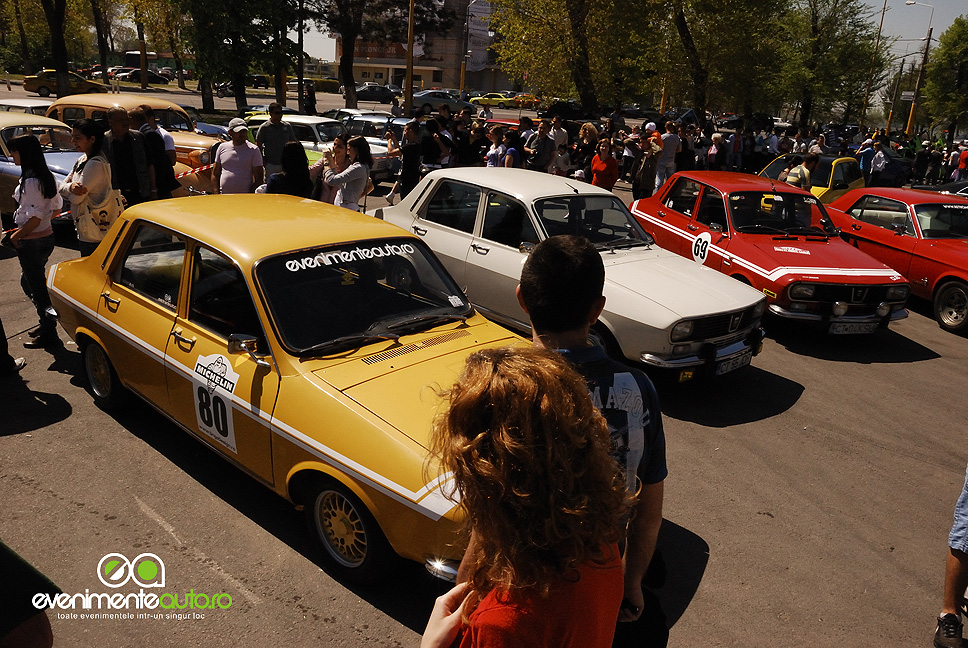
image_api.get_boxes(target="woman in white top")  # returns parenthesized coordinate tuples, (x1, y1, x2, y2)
(8, 134, 64, 348)
(322, 135, 372, 211)
(59, 118, 112, 257)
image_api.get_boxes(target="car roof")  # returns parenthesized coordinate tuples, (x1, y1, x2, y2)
(672, 170, 816, 195)
(47, 92, 188, 112)
(124, 195, 415, 265)
(422, 167, 616, 203)
(0, 112, 69, 128)
(247, 114, 341, 126)
(833, 187, 968, 206)
(0, 98, 53, 108)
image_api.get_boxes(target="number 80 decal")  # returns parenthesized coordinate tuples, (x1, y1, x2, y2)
(691, 232, 712, 265)
(192, 354, 239, 453)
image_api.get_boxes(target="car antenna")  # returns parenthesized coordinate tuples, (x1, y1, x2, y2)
(563, 181, 580, 194)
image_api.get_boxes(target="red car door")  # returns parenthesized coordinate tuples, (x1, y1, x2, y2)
(647, 176, 702, 257)
(837, 194, 917, 277)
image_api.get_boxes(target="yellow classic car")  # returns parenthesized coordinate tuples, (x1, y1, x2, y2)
(46, 195, 522, 582)
(46, 93, 220, 193)
(24, 70, 108, 97)
(469, 92, 517, 109)
(0, 112, 75, 224)
(759, 154, 865, 203)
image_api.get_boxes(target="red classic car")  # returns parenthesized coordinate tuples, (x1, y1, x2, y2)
(630, 172, 911, 334)
(827, 188, 968, 334)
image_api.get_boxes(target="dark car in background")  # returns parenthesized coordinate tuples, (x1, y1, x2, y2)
(354, 85, 398, 104)
(116, 69, 170, 85)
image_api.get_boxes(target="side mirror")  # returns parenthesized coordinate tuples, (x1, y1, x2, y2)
(228, 333, 270, 368)
(709, 222, 724, 233)
(519, 241, 536, 254)
(832, 182, 848, 190)
(892, 223, 907, 236)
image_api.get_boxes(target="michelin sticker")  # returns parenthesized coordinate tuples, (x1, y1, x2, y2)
(192, 354, 239, 453)
(691, 232, 712, 264)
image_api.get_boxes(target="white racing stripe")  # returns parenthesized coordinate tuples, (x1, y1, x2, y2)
(47, 279, 459, 522)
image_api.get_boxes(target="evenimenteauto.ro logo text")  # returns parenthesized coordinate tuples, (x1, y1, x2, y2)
(32, 552, 232, 618)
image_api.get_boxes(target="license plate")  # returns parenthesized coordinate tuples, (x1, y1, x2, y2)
(829, 322, 879, 334)
(715, 349, 753, 376)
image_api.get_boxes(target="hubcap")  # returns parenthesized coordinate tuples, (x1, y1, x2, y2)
(940, 287, 968, 327)
(316, 490, 367, 567)
(86, 345, 112, 399)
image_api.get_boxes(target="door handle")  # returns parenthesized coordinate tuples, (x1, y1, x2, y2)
(687, 224, 698, 231)
(100, 291, 120, 306)
(471, 243, 490, 255)
(171, 329, 196, 349)
(413, 225, 427, 235)
(851, 223, 861, 231)
(657, 210, 667, 217)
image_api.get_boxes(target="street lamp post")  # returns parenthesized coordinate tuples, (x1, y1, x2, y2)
(459, 0, 478, 98)
(904, 1, 934, 138)
(860, 0, 888, 129)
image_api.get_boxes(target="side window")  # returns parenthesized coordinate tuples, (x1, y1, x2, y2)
(481, 193, 538, 248)
(842, 161, 862, 184)
(116, 223, 186, 310)
(849, 196, 914, 235)
(161, 109, 191, 132)
(832, 162, 846, 185)
(695, 187, 728, 229)
(292, 124, 316, 143)
(189, 247, 265, 347)
(61, 107, 87, 125)
(422, 181, 481, 234)
(664, 178, 701, 216)
(91, 110, 108, 131)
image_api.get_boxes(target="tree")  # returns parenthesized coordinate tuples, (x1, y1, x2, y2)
(924, 16, 968, 146)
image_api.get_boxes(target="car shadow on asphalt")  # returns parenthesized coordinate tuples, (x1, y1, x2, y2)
(658, 365, 805, 427)
(763, 316, 941, 363)
(1, 371, 73, 435)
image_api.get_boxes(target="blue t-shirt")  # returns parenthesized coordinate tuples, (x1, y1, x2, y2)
(559, 345, 667, 492)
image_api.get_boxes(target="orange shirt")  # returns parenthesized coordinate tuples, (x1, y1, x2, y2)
(590, 154, 619, 191)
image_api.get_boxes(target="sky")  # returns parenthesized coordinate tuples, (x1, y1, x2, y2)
(297, 1, 967, 63)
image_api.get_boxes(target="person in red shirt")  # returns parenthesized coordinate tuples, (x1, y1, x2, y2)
(590, 139, 619, 190)
(422, 347, 633, 648)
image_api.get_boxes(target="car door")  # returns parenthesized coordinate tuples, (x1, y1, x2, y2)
(462, 192, 540, 327)
(839, 194, 916, 276)
(407, 179, 482, 287)
(651, 176, 703, 257)
(686, 184, 731, 271)
(164, 244, 278, 484)
(98, 220, 184, 409)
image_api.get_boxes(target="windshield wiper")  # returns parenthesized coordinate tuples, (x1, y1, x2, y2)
(384, 312, 469, 331)
(735, 224, 788, 234)
(597, 238, 649, 251)
(299, 333, 400, 357)
(784, 226, 830, 237)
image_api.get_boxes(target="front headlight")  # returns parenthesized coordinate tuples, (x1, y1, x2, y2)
(752, 299, 766, 318)
(789, 283, 816, 300)
(886, 285, 910, 300)
(671, 320, 694, 342)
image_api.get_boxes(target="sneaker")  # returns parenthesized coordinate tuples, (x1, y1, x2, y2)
(23, 334, 59, 349)
(27, 325, 43, 338)
(935, 613, 963, 648)
(383, 192, 396, 205)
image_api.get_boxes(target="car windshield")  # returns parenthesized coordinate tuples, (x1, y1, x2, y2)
(761, 156, 832, 187)
(914, 203, 968, 239)
(158, 109, 192, 132)
(315, 122, 345, 143)
(1, 125, 74, 153)
(728, 191, 831, 233)
(533, 195, 653, 248)
(256, 238, 473, 355)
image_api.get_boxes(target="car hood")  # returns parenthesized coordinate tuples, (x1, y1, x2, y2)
(603, 246, 763, 318)
(742, 235, 904, 280)
(44, 151, 83, 177)
(306, 318, 521, 449)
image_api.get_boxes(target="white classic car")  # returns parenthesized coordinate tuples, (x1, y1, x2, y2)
(373, 168, 769, 381)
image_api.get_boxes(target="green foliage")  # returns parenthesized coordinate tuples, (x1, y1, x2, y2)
(924, 15, 968, 133)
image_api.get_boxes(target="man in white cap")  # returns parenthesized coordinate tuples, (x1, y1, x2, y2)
(855, 138, 876, 184)
(213, 118, 264, 194)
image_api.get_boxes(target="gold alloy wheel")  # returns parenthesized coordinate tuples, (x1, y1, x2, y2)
(316, 489, 368, 568)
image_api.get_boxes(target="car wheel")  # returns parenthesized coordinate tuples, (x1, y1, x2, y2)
(421, 103, 433, 115)
(498, 102, 505, 109)
(37, 86, 50, 97)
(587, 323, 620, 358)
(934, 280, 968, 334)
(82, 340, 128, 410)
(305, 482, 394, 584)
(216, 87, 226, 98)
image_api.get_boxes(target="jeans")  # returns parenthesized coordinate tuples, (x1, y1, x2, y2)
(655, 161, 676, 191)
(17, 235, 57, 335)
(950, 464, 968, 553)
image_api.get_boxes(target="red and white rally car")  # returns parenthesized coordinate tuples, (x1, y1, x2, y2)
(630, 172, 911, 334)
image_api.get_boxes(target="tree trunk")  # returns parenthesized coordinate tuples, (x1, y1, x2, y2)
(13, 0, 31, 75)
(233, 72, 248, 112)
(137, 21, 148, 89)
(169, 34, 186, 90)
(564, 0, 597, 116)
(90, 0, 109, 81)
(38, 0, 69, 96)
(673, 2, 708, 131)
(340, 33, 358, 109)
(200, 77, 214, 112)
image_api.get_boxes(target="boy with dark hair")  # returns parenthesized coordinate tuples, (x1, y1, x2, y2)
(516, 235, 667, 629)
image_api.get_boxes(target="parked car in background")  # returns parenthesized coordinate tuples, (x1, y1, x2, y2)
(759, 154, 865, 204)
(631, 171, 910, 334)
(115, 69, 170, 85)
(179, 104, 229, 140)
(469, 92, 516, 109)
(411, 90, 475, 116)
(249, 74, 270, 88)
(24, 70, 108, 97)
(375, 168, 768, 382)
(353, 85, 398, 104)
(46, 194, 522, 583)
(320, 108, 391, 122)
(0, 98, 53, 116)
(827, 187, 968, 334)
(913, 180, 968, 198)
(513, 93, 540, 109)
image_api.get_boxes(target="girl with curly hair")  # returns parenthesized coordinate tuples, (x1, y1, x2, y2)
(423, 346, 633, 648)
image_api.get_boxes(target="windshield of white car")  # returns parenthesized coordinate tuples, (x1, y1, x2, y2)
(533, 196, 653, 247)
(256, 238, 473, 355)
(914, 204, 968, 239)
(729, 191, 831, 234)
(316, 122, 346, 143)
(1, 125, 75, 153)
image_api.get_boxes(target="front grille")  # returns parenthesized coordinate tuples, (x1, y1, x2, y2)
(684, 304, 761, 345)
(807, 283, 901, 304)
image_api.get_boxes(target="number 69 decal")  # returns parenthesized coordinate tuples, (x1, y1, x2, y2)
(691, 232, 712, 265)
(192, 354, 239, 453)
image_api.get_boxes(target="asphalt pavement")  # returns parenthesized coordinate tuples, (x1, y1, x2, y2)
(1, 82, 965, 648)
